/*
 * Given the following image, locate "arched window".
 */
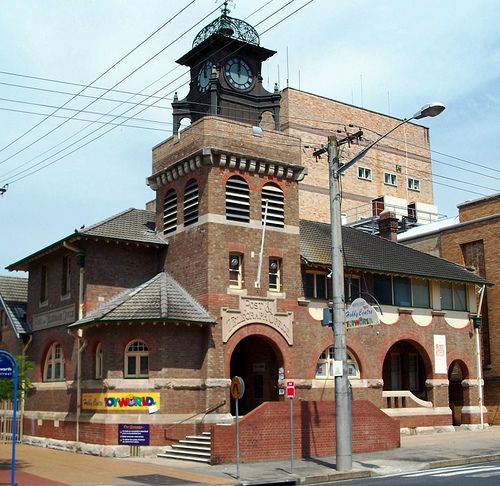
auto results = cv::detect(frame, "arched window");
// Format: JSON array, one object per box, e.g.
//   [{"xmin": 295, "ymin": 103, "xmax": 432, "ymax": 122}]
[
  {"xmin": 163, "ymin": 189, "xmax": 178, "ymax": 235},
  {"xmin": 44, "ymin": 343, "xmax": 65, "ymax": 382},
  {"xmin": 125, "ymin": 340, "xmax": 149, "ymax": 378},
  {"xmin": 262, "ymin": 183, "xmax": 284, "ymax": 228},
  {"xmin": 95, "ymin": 342, "xmax": 103, "ymax": 379},
  {"xmin": 315, "ymin": 346, "xmax": 360, "ymax": 379},
  {"xmin": 226, "ymin": 176, "xmax": 250, "ymax": 222},
  {"xmin": 184, "ymin": 179, "xmax": 199, "ymax": 226}
]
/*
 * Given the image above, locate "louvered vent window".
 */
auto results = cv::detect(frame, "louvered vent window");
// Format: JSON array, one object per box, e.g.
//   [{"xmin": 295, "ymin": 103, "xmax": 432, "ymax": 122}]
[
  {"xmin": 163, "ymin": 190, "xmax": 177, "ymax": 235},
  {"xmin": 262, "ymin": 183, "xmax": 284, "ymax": 228},
  {"xmin": 184, "ymin": 179, "xmax": 199, "ymax": 226},
  {"xmin": 226, "ymin": 176, "xmax": 250, "ymax": 222}
]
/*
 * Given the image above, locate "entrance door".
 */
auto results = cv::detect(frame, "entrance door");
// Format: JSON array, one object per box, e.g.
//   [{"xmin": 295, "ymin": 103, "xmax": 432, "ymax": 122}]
[
  {"xmin": 382, "ymin": 341, "xmax": 427, "ymax": 400},
  {"xmin": 230, "ymin": 336, "xmax": 282, "ymax": 415}
]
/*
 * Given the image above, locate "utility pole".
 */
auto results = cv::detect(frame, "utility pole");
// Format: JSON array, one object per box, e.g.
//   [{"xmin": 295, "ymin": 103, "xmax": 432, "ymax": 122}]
[{"xmin": 328, "ymin": 135, "xmax": 352, "ymax": 471}]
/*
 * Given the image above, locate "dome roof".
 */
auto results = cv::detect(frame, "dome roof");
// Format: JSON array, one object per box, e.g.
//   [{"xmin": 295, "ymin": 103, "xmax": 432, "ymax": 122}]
[{"xmin": 192, "ymin": 7, "xmax": 259, "ymax": 48}]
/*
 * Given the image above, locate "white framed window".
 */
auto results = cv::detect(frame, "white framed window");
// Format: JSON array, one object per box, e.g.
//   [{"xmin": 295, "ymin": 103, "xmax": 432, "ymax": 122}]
[
  {"xmin": 229, "ymin": 253, "xmax": 243, "ymax": 289},
  {"xmin": 441, "ymin": 282, "xmax": 467, "ymax": 311},
  {"xmin": 226, "ymin": 176, "xmax": 250, "ymax": 222},
  {"xmin": 269, "ymin": 257, "xmax": 282, "ymax": 292},
  {"xmin": 184, "ymin": 179, "xmax": 199, "ymax": 226},
  {"xmin": 358, "ymin": 167, "xmax": 372, "ymax": 181},
  {"xmin": 44, "ymin": 343, "xmax": 65, "ymax": 382},
  {"xmin": 125, "ymin": 340, "xmax": 149, "ymax": 378},
  {"xmin": 315, "ymin": 346, "xmax": 360, "ymax": 379},
  {"xmin": 262, "ymin": 183, "xmax": 284, "ymax": 228},
  {"xmin": 304, "ymin": 271, "xmax": 330, "ymax": 300},
  {"xmin": 163, "ymin": 189, "xmax": 178, "ymax": 234},
  {"xmin": 384, "ymin": 172, "xmax": 397, "ymax": 186},
  {"xmin": 95, "ymin": 342, "xmax": 103, "ymax": 379},
  {"xmin": 408, "ymin": 178, "xmax": 420, "ymax": 191}
]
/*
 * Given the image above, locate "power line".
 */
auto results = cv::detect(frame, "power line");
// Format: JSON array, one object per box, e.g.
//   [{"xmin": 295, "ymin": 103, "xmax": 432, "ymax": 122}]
[
  {"xmin": 0, "ymin": 0, "xmax": 200, "ymax": 164},
  {"xmin": 1, "ymin": 1, "xmax": 307, "ymax": 185}
]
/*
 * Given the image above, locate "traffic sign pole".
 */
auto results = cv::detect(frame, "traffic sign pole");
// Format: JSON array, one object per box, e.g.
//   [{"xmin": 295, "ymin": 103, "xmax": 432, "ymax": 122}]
[
  {"xmin": 289, "ymin": 394, "xmax": 294, "ymax": 474},
  {"xmin": 0, "ymin": 350, "xmax": 18, "ymax": 486}
]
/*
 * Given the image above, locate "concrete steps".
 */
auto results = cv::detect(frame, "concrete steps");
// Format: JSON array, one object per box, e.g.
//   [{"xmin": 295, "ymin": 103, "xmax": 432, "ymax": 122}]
[{"xmin": 158, "ymin": 431, "xmax": 211, "ymax": 463}]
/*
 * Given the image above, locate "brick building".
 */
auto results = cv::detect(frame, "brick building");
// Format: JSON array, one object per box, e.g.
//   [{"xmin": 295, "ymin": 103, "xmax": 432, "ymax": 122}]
[
  {"xmin": 400, "ymin": 193, "xmax": 499, "ymax": 424},
  {"xmin": 1, "ymin": 7, "xmax": 491, "ymax": 461}
]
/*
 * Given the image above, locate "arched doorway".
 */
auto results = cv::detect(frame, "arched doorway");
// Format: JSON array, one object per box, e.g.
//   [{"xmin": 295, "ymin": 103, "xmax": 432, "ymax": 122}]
[
  {"xmin": 448, "ymin": 360, "xmax": 466, "ymax": 426},
  {"xmin": 230, "ymin": 335, "xmax": 282, "ymax": 415},
  {"xmin": 382, "ymin": 341, "xmax": 428, "ymax": 400}
]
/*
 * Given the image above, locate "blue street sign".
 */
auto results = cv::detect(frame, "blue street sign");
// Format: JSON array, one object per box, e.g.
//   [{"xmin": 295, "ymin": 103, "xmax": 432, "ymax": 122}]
[{"xmin": 0, "ymin": 354, "xmax": 14, "ymax": 378}]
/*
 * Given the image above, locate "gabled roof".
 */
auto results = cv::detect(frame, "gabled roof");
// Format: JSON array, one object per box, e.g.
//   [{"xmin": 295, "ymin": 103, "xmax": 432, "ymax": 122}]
[
  {"xmin": 7, "ymin": 209, "xmax": 166, "ymax": 271},
  {"xmin": 300, "ymin": 219, "xmax": 490, "ymax": 285},
  {"xmin": 69, "ymin": 272, "xmax": 214, "ymax": 328},
  {"xmin": 0, "ymin": 276, "xmax": 31, "ymax": 337}
]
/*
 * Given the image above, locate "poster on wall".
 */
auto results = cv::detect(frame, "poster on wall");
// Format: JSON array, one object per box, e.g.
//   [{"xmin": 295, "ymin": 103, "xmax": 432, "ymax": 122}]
[
  {"xmin": 82, "ymin": 392, "xmax": 160, "ymax": 412},
  {"xmin": 118, "ymin": 424, "xmax": 150, "ymax": 445},
  {"xmin": 434, "ymin": 334, "xmax": 447, "ymax": 374}
]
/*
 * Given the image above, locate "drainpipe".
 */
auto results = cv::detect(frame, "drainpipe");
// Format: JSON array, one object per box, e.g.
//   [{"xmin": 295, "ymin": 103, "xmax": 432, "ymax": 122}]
[
  {"xmin": 64, "ymin": 244, "xmax": 86, "ymax": 443},
  {"xmin": 475, "ymin": 285, "xmax": 486, "ymax": 429}
]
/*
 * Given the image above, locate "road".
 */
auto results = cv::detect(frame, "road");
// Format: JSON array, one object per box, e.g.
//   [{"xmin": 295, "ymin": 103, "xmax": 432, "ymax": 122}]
[{"xmin": 330, "ymin": 461, "xmax": 500, "ymax": 485}]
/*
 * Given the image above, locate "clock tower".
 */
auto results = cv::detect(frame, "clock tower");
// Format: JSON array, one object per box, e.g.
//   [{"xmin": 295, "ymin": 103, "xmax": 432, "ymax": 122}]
[{"xmin": 172, "ymin": 2, "xmax": 281, "ymax": 134}]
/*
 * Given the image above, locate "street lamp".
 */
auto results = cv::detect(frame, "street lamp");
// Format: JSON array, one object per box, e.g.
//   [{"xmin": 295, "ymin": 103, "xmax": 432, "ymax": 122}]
[{"xmin": 328, "ymin": 102, "xmax": 445, "ymax": 472}]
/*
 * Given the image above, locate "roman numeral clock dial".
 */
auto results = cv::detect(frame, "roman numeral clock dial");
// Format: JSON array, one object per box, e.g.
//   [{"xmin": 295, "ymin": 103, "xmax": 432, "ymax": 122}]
[{"xmin": 224, "ymin": 57, "xmax": 254, "ymax": 90}]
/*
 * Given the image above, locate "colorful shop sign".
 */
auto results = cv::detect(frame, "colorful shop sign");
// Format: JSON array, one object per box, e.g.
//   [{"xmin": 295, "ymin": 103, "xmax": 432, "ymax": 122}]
[
  {"xmin": 82, "ymin": 392, "xmax": 160, "ymax": 411},
  {"xmin": 344, "ymin": 298, "xmax": 380, "ymax": 328}
]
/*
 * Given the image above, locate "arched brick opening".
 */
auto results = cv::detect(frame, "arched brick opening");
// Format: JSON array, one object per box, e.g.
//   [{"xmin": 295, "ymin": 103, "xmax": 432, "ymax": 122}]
[
  {"xmin": 448, "ymin": 359, "xmax": 468, "ymax": 425},
  {"xmin": 226, "ymin": 324, "xmax": 287, "ymax": 415},
  {"xmin": 382, "ymin": 340, "xmax": 432, "ymax": 401}
]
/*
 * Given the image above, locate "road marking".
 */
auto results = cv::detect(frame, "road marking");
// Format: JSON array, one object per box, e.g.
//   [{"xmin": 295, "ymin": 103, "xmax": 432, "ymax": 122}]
[{"xmin": 403, "ymin": 465, "xmax": 499, "ymax": 478}]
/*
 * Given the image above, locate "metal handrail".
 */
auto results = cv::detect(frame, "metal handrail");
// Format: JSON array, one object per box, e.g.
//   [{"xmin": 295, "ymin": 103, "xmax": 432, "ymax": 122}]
[{"xmin": 163, "ymin": 399, "xmax": 226, "ymax": 437}]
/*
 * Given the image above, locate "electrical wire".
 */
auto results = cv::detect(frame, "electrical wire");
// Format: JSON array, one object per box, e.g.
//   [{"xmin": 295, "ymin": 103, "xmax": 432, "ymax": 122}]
[
  {"xmin": 1, "ymin": 1, "xmax": 312, "ymax": 185},
  {"xmin": 0, "ymin": 0, "xmax": 198, "ymax": 159}
]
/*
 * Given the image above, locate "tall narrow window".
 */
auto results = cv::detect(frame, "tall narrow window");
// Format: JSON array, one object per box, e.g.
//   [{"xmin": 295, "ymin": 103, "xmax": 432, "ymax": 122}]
[
  {"xmin": 226, "ymin": 176, "xmax": 250, "ymax": 222},
  {"xmin": 163, "ymin": 189, "xmax": 178, "ymax": 234},
  {"xmin": 95, "ymin": 343, "xmax": 103, "ymax": 379},
  {"xmin": 229, "ymin": 254, "xmax": 243, "ymax": 289},
  {"xmin": 125, "ymin": 340, "xmax": 149, "ymax": 378},
  {"xmin": 262, "ymin": 183, "xmax": 284, "ymax": 228},
  {"xmin": 40, "ymin": 265, "xmax": 48, "ymax": 303},
  {"xmin": 184, "ymin": 179, "xmax": 199, "ymax": 226},
  {"xmin": 269, "ymin": 258, "xmax": 282, "ymax": 292},
  {"xmin": 61, "ymin": 255, "xmax": 71, "ymax": 297},
  {"xmin": 44, "ymin": 343, "xmax": 65, "ymax": 382}
]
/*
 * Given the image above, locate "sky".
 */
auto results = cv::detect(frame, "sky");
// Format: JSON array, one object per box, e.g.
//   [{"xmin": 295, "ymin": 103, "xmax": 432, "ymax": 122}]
[{"xmin": 0, "ymin": 0, "xmax": 498, "ymax": 277}]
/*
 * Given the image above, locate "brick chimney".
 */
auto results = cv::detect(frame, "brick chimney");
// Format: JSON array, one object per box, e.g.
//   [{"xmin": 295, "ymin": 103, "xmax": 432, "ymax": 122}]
[{"xmin": 378, "ymin": 210, "xmax": 399, "ymax": 241}]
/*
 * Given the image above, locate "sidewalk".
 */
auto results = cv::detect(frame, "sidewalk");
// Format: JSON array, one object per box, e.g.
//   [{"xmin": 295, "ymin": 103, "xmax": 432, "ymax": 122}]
[{"xmin": 1, "ymin": 427, "xmax": 499, "ymax": 485}]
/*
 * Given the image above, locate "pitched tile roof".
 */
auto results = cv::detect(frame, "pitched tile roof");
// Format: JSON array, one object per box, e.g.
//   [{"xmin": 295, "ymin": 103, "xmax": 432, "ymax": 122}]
[
  {"xmin": 69, "ymin": 272, "xmax": 213, "ymax": 327},
  {"xmin": 0, "ymin": 276, "xmax": 30, "ymax": 336},
  {"xmin": 77, "ymin": 208, "xmax": 165, "ymax": 245},
  {"xmin": 300, "ymin": 219, "xmax": 490, "ymax": 285},
  {"xmin": 7, "ymin": 208, "xmax": 166, "ymax": 271}
]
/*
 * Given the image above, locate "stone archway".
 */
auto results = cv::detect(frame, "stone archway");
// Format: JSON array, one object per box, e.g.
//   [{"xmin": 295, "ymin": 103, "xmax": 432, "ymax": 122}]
[
  {"xmin": 382, "ymin": 341, "xmax": 429, "ymax": 400},
  {"xmin": 230, "ymin": 335, "xmax": 283, "ymax": 415}
]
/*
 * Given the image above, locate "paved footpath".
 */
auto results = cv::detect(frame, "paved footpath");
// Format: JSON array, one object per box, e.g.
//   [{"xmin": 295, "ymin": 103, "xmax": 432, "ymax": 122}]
[{"xmin": 1, "ymin": 427, "xmax": 500, "ymax": 485}]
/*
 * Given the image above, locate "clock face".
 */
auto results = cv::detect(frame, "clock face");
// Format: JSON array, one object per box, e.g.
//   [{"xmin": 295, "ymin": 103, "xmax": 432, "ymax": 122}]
[
  {"xmin": 197, "ymin": 61, "xmax": 213, "ymax": 92},
  {"xmin": 224, "ymin": 57, "xmax": 254, "ymax": 90}
]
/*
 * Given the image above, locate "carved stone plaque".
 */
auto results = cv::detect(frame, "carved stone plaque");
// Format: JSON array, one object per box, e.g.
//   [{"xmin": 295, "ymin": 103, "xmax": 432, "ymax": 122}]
[{"xmin": 221, "ymin": 296, "xmax": 293, "ymax": 344}]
